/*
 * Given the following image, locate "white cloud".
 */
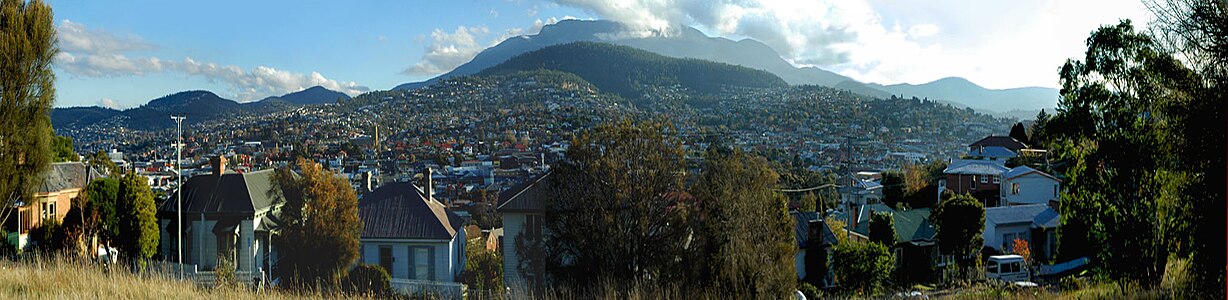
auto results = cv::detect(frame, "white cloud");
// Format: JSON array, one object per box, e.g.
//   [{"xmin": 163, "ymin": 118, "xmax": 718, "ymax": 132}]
[
  {"xmin": 550, "ymin": 0, "xmax": 1153, "ymax": 89},
  {"xmin": 54, "ymin": 21, "xmax": 369, "ymax": 101},
  {"xmin": 96, "ymin": 98, "xmax": 125, "ymax": 110},
  {"xmin": 404, "ymin": 18, "xmax": 561, "ymax": 76}
]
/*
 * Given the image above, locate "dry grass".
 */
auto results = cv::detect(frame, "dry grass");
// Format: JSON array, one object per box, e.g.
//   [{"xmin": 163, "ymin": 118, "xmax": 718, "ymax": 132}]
[{"xmin": 0, "ymin": 255, "xmax": 319, "ymax": 299}]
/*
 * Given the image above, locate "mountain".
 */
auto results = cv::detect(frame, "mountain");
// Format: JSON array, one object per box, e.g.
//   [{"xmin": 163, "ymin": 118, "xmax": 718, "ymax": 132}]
[
  {"xmin": 394, "ymin": 19, "xmax": 1056, "ymax": 114},
  {"xmin": 394, "ymin": 20, "xmax": 879, "ymax": 93},
  {"xmin": 872, "ymin": 77, "xmax": 1059, "ymax": 112},
  {"xmin": 258, "ymin": 86, "xmax": 350, "ymax": 106},
  {"xmin": 478, "ymin": 42, "xmax": 787, "ymax": 98}
]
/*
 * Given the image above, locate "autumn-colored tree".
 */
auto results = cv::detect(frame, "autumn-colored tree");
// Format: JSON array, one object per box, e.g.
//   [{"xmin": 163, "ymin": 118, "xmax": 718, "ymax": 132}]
[
  {"xmin": 272, "ymin": 158, "xmax": 362, "ymax": 289},
  {"xmin": 0, "ymin": 0, "xmax": 57, "ymax": 233},
  {"xmin": 1012, "ymin": 238, "xmax": 1031, "ymax": 264}
]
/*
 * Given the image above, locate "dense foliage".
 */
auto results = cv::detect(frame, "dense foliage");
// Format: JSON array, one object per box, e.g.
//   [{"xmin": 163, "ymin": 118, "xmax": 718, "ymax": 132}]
[
  {"xmin": 0, "ymin": 0, "xmax": 57, "ymax": 237},
  {"xmin": 459, "ymin": 237, "xmax": 503, "ymax": 293},
  {"xmin": 50, "ymin": 134, "xmax": 76, "ymax": 162},
  {"xmin": 341, "ymin": 264, "xmax": 392, "ymax": 297},
  {"xmin": 1039, "ymin": 11, "xmax": 1225, "ymax": 294},
  {"xmin": 691, "ymin": 147, "xmax": 797, "ymax": 298},
  {"xmin": 832, "ymin": 241, "xmax": 894, "ymax": 295},
  {"xmin": 117, "ymin": 172, "xmax": 160, "ymax": 266},
  {"xmin": 932, "ymin": 191, "xmax": 984, "ymax": 276},
  {"xmin": 272, "ymin": 158, "xmax": 363, "ymax": 289},
  {"xmin": 869, "ymin": 211, "xmax": 896, "ymax": 247}
]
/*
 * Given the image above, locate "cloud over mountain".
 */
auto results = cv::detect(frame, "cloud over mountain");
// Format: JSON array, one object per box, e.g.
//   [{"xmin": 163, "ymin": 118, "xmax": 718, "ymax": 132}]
[{"xmin": 53, "ymin": 20, "xmax": 369, "ymax": 102}]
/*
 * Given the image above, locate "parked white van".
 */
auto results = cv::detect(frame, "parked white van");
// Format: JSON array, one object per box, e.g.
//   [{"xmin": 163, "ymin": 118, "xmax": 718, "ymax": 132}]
[{"xmin": 987, "ymin": 255, "xmax": 1029, "ymax": 283}]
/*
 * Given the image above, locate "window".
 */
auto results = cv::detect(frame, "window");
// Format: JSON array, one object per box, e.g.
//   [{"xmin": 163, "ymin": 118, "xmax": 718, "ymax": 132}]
[
  {"xmin": 379, "ymin": 246, "xmax": 393, "ymax": 276},
  {"xmin": 42, "ymin": 201, "xmax": 55, "ymax": 220},
  {"xmin": 981, "ymin": 175, "xmax": 989, "ymax": 184},
  {"xmin": 1002, "ymin": 233, "xmax": 1016, "ymax": 251},
  {"xmin": 525, "ymin": 214, "xmax": 543, "ymax": 241},
  {"xmin": 1054, "ymin": 185, "xmax": 1059, "ymax": 198},
  {"xmin": 993, "ymin": 176, "xmax": 1000, "ymax": 184},
  {"xmin": 411, "ymin": 246, "xmax": 434, "ymax": 280},
  {"xmin": 1011, "ymin": 183, "xmax": 1020, "ymax": 195}
]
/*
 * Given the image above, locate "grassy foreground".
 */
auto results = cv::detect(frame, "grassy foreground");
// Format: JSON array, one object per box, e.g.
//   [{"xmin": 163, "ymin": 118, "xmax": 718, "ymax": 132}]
[{"xmin": 0, "ymin": 256, "xmax": 310, "ymax": 299}]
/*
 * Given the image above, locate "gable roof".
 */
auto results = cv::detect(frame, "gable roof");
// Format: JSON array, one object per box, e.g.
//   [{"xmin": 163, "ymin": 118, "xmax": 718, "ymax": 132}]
[
  {"xmin": 360, "ymin": 182, "xmax": 464, "ymax": 240},
  {"xmin": 944, "ymin": 159, "xmax": 1010, "ymax": 176},
  {"xmin": 161, "ymin": 169, "xmax": 280, "ymax": 215},
  {"xmin": 792, "ymin": 211, "xmax": 838, "ymax": 248},
  {"xmin": 497, "ymin": 172, "xmax": 552, "ymax": 213},
  {"xmin": 39, "ymin": 162, "xmax": 101, "ymax": 194},
  {"xmin": 892, "ymin": 208, "xmax": 937, "ymax": 245},
  {"xmin": 985, "ymin": 204, "xmax": 1051, "ymax": 226},
  {"xmin": 970, "ymin": 135, "xmax": 1028, "ymax": 151},
  {"xmin": 966, "ymin": 146, "xmax": 1018, "ymax": 159},
  {"xmin": 1003, "ymin": 166, "xmax": 1060, "ymax": 181}
]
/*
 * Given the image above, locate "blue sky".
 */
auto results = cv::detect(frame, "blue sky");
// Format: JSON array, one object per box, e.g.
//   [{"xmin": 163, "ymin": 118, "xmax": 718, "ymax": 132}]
[{"xmin": 49, "ymin": 0, "xmax": 1152, "ymax": 108}]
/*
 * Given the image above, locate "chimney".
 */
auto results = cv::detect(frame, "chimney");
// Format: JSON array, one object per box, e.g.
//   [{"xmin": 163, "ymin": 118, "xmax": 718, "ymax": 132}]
[
  {"xmin": 210, "ymin": 156, "xmax": 227, "ymax": 176},
  {"xmin": 424, "ymin": 167, "xmax": 433, "ymax": 201}
]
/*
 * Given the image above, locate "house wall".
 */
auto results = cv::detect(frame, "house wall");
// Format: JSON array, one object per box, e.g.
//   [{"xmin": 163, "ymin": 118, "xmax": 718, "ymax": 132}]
[
  {"xmin": 360, "ymin": 238, "xmax": 460, "ymax": 282},
  {"xmin": 984, "ymin": 223, "xmax": 1030, "ymax": 252},
  {"xmin": 944, "ymin": 174, "xmax": 1000, "ymax": 195},
  {"xmin": 502, "ymin": 212, "xmax": 526, "ymax": 287},
  {"xmin": 194, "ymin": 218, "xmax": 218, "ymax": 268},
  {"xmin": 1001, "ymin": 174, "xmax": 1059, "ymax": 206}
]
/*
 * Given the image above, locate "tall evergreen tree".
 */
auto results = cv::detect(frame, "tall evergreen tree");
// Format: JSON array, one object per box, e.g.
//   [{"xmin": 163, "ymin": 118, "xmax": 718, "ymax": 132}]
[
  {"xmin": 0, "ymin": 0, "xmax": 57, "ymax": 231},
  {"xmin": 116, "ymin": 172, "xmax": 159, "ymax": 267}
]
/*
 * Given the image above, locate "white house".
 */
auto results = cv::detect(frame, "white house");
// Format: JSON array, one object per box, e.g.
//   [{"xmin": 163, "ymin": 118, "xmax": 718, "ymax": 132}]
[
  {"xmin": 998, "ymin": 166, "xmax": 1060, "ymax": 206},
  {"xmin": 358, "ymin": 181, "xmax": 466, "ymax": 298},
  {"xmin": 983, "ymin": 204, "xmax": 1060, "ymax": 262},
  {"xmin": 157, "ymin": 157, "xmax": 279, "ymax": 285},
  {"xmin": 497, "ymin": 172, "xmax": 551, "ymax": 289}
]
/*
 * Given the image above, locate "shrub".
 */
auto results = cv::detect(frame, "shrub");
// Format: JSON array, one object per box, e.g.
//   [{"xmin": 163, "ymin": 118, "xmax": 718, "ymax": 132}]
[
  {"xmin": 342, "ymin": 264, "xmax": 392, "ymax": 297},
  {"xmin": 832, "ymin": 241, "xmax": 894, "ymax": 296}
]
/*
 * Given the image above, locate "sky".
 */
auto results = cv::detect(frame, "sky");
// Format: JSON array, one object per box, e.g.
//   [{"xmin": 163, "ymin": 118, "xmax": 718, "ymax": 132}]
[{"xmin": 48, "ymin": 0, "xmax": 1153, "ymax": 108}]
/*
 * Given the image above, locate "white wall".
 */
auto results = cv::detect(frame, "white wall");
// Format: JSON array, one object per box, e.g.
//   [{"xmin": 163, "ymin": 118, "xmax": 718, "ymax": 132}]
[
  {"xmin": 984, "ymin": 223, "xmax": 1031, "ymax": 252},
  {"xmin": 502, "ymin": 213, "xmax": 526, "ymax": 286},
  {"xmin": 360, "ymin": 239, "xmax": 459, "ymax": 282},
  {"xmin": 1002, "ymin": 174, "xmax": 1059, "ymax": 205}
]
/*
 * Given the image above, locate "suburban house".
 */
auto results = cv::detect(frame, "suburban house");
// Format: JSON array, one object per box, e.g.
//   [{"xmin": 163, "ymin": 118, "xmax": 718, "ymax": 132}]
[
  {"xmin": 358, "ymin": 179, "xmax": 467, "ymax": 297},
  {"xmin": 6, "ymin": 162, "xmax": 101, "ymax": 250},
  {"xmin": 792, "ymin": 211, "xmax": 838, "ymax": 288},
  {"xmin": 497, "ymin": 172, "xmax": 551, "ymax": 289},
  {"xmin": 966, "ymin": 135, "xmax": 1029, "ymax": 161},
  {"xmin": 156, "ymin": 156, "xmax": 280, "ymax": 284},
  {"xmin": 982, "ymin": 203, "xmax": 1060, "ymax": 263},
  {"xmin": 940, "ymin": 159, "xmax": 1010, "ymax": 207},
  {"xmin": 998, "ymin": 166, "xmax": 1061, "ymax": 206},
  {"xmin": 838, "ymin": 175, "xmax": 883, "ymax": 206}
]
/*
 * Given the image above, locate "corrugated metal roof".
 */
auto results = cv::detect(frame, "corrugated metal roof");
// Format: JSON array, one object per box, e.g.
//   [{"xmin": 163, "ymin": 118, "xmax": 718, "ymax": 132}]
[
  {"xmin": 944, "ymin": 159, "xmax": 1010, "ymax": 175},
  {"xmin": 359, "ymin": 182, "xmax": 463, "ymax": 240},
  {"xmin": 160, "ymin": 169, "xmax": 280, "ymax": 214},
  {"xmin": 497, "ymin": 172, "xmax": 552, "ymax": 213},
  {"xmin": 985, "ymin": 204, "xmax": 1049, "ymax": 226}
]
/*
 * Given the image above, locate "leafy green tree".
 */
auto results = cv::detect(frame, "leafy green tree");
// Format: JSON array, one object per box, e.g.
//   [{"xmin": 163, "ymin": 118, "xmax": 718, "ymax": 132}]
[
  {"xmin": 880, "ymin": 171, "xmax": 905, "ymax": 207},
  {"xmin": 50, "ymin": 134, "xmax": 77, "ymax": 162},
  {"xmin": 83, "ymin": 178, "xmax": 120, "ymax": 241},
  {"xmin": 543, "ymin": 118, "xmax": 689, "ymax": 285},
  {"xmin": 272, "ymin": 157, "xmax": 363, "ymax": 289},
  {"xmin": 869, "ymin": 211, "xmax": 896, "ymax": 247},
  {"xmin": 832, "ymin": 241, "xmax": 894, "ymax": 296},
  {"xmin": 799, "ymin": 192, "xmax": 818, "ymax": 212},
  {"xmin": 459, "ymin": 238, "xmax": 503, "ymax": 293},
  {"xmin": 932, "ymin": 192, "xmax": 984, "ymax": 271},
  {"xmin": 117, "ymin": 172, "xmax": 159, "ymax": 267},
  {"xmin": 0, "ymin": 0, "xmax": 57, "ymax": 235},
  {"xmin": 692, "ymin": 147, "xmax": 796, "ymax": 298},
  {"xmin": 86, "ymin": 151, "xmax": 122, "ymax": 177}
]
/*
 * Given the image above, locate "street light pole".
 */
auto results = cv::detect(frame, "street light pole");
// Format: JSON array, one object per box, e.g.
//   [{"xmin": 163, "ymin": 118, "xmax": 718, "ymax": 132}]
[{"xmin": 171, "ymin": 115, "xmax": 186, "ymax": 267}]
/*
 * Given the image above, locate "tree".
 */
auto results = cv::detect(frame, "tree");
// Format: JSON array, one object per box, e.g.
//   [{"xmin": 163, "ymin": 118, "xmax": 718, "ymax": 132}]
[
  {"xmin": 117, "ymin": 172, "xmax": 159, "ymax": 267},
  {"xmin": 459, "ymin": 237, "xmax": 503, "ymax": 293},
  {"xmin": 880, "ymin": 171, "xmax": 905, "ymax": 207},
  {"xmin": 932, "ymin": 192, "xmax": 984, "ymax": 266},
  {"xmin": 1012, "ymin": 238, "xmax": 1031, "ymax": 265},
  {"xmin": 869, "ymin": 211, "xmax": 896, "ymax": 247},
  {"xmin": 83, "ymin": 178, "xmax": 120, "ymax": 241},
  {"xmin": 543, "ymin": 118, "xmax": 690, "ymax": 285},
  {"xmin": 86, "ymin": 151, "xmax": 121, "ymax": 177},
  {"xmin": 1008, "ymin": 122, "xmax": 1030, "ymax": 145},
  {"xmin": 832, "ymin": 241, "xmax": 894, "ymax": 296},
  {"xmin": 1028, "ymin": 109, "xmax": 1050, "ymax": 148},
  {"xmin": 0, "ymin": 0, "xmax": 57, "ymax": 236},
  {"xmin": 799, "ymin": 192, "xmax": 818, "ymax": 212},
  {"xmin": 342, "ymin": 264, "xmax": 392, "ymax": 297},
  {"xmin": 692, "ymin": 147, "xmax": 796, "ymax": 298},
  {"xmin": 272, "ymin": 157, "xmax": 362, "ymax": 289},
  {"xmin": 50, "ymin": 134, "xmax": 76, "ymax": 162}
]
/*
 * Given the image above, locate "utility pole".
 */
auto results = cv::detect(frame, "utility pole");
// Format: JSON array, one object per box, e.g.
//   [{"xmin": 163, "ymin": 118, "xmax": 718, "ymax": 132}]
[{"xmin": 171, "ymin": 115, "xmax": 186, "ymax": 268}]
